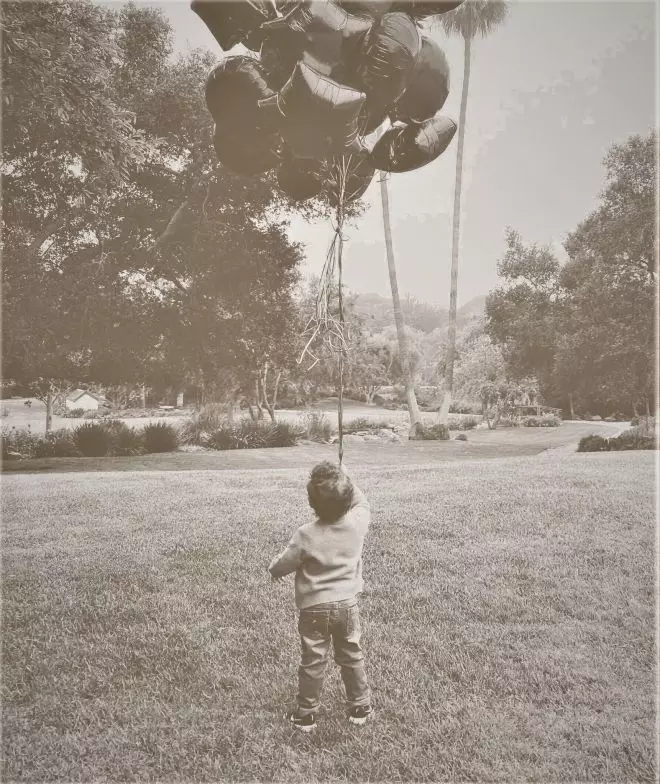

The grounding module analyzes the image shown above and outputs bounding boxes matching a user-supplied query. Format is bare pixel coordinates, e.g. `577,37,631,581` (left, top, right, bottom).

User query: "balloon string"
336,158,347,467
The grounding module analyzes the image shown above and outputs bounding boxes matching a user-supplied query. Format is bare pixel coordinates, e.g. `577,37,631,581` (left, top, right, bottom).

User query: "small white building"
65,389,106,412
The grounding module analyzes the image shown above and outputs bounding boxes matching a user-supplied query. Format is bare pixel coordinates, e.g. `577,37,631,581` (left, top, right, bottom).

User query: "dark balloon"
341,150,376,201
355,12,421,104
191,0,273,51
338,0,393,16
261,3,371,91
392,37,450,123
278,155,324,201
370,114,457,172
260,1,348,77
390,0,464,19
205,55,275,129
259,61,366,158
213,125,281,175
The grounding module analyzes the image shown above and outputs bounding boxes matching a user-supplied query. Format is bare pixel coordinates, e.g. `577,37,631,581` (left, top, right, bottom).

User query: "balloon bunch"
194,0,462,203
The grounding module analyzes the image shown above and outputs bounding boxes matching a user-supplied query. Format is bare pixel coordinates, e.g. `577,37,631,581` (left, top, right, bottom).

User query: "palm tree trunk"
439,33,472,423
379,174,421,436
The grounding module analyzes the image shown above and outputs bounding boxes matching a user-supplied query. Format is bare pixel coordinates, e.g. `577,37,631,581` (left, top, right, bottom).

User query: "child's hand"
271,573,284,584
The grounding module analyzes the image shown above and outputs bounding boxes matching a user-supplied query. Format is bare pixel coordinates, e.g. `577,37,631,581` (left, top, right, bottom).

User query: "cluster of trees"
2,1,309,425
485,131,656,418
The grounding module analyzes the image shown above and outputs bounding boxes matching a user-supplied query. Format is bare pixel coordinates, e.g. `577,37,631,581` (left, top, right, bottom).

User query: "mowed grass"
2,451,656,782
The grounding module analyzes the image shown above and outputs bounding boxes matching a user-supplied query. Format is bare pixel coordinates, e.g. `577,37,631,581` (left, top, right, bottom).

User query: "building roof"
67,389,104,403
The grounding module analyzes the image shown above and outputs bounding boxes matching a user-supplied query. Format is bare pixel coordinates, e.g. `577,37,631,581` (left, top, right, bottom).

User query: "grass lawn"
2,451,656,782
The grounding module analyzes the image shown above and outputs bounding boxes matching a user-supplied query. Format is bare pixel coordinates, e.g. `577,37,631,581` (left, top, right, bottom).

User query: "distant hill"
457,295,487,320
352,292,486,334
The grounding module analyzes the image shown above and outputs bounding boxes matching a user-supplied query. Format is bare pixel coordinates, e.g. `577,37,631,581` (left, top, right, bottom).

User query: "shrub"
142,422,178,453
578,429,656,452
523,414,561,428
608,429,655,451
410,423,450,441
449,401,482,415
83,410,101,419
447,415,480,431
2,425,40,459
344,417,392,434
206,419,300,450
179,404,227,445
73,423,112,456
33,429,80,458
100,420,143,456
455,433,468,442
64,408,86,418
301,411,334,442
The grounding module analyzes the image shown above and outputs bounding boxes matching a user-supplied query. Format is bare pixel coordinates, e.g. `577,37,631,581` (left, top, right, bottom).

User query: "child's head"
307,461,354,523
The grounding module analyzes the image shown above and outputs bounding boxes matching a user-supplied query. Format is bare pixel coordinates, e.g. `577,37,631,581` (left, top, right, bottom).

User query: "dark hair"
307,461,354,523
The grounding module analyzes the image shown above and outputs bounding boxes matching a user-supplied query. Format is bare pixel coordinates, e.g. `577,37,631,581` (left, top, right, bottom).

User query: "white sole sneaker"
349,708,374,725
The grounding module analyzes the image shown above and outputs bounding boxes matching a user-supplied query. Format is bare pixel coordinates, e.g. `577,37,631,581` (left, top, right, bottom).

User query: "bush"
577,434,609,452
523,414,561,428
142,422,178,453
447,415,480,431
99,420,144,456
577,430,655,452
449,401,482,415
2,425,40,459
73,423,112,456
301,411,333,443
33,429,81,458
63,408,86,418
608,429,655,451
207,419,300,450
410,423,450,441
344,417,391,434
179,404,227,445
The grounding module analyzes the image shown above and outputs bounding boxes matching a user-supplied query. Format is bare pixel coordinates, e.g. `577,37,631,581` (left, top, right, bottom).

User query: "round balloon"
392,37,450,123
191,0,275,51
370,113,457,172
278,154,324,201
205,55,275,127
354,11,421,104
258,61,366,158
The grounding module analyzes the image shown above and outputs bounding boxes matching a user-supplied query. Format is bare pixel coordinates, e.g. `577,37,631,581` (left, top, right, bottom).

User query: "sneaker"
348,705,373,725
285,710,316,732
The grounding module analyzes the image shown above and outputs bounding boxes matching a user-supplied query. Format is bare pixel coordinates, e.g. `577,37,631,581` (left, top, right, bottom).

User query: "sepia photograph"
1,0,657,781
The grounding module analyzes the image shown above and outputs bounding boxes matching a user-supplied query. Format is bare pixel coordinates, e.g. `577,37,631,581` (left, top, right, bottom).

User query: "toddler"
269,461,372,731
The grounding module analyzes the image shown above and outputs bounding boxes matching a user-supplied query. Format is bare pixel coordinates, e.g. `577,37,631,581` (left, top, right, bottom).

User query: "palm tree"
379,173,422,436
438,0,509,421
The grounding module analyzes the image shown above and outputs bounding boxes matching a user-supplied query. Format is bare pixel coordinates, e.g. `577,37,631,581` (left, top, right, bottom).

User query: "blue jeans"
297,597,370,716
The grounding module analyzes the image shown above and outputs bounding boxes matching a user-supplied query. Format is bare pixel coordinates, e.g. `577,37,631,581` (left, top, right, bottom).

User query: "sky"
152,0,656,307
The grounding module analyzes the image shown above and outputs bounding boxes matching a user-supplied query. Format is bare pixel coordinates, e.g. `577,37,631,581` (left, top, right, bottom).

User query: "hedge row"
577,430,656,452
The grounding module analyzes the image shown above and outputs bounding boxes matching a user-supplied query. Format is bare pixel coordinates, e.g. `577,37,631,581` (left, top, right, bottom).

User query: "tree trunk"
260,364,277,424
254,379,264,420
439,33,472,424
568,393,575,420
271,371,282,414
379,174,421,437
45,386,53,434
141,383,147,410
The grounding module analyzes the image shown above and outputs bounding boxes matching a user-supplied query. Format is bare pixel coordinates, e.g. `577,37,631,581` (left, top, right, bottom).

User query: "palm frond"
440,0,509,39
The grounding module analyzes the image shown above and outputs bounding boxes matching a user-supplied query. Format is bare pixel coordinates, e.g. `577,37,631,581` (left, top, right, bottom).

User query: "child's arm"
341,463,370,511
268,528,305,580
